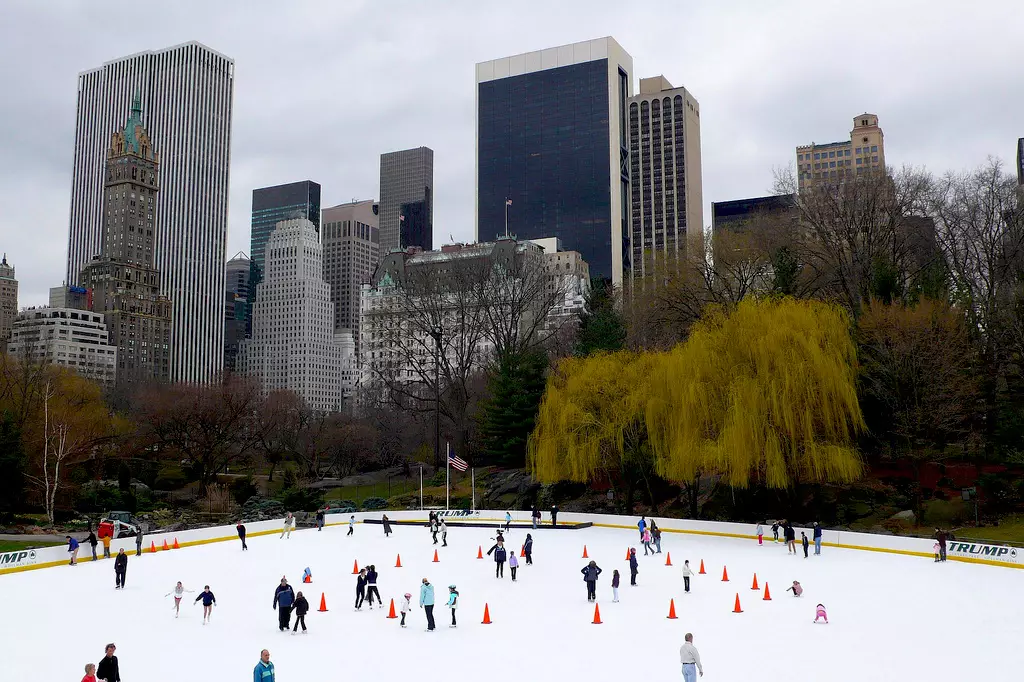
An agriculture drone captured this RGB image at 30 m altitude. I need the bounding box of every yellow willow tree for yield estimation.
[646,297,865,499]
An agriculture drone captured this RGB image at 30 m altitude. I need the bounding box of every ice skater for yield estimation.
[237,521,248,550]
[531,506,541,529]
[682,559,693,593]
[87,528,98,561]
[114,548,128,589]
[446,584,459,627]
[784,521,796,554]
[801,531,809,558]
[509,546,519,581]
[315,508,325,531]
[400,592,412,627]
[430,517,439,544]
[440,518,448,546]
[642,527,655,555]
[505,511,512,533]
[756,521,764,546]
[67,535,80,565]
[550,504,558,526]
[638,515,647,541]
[523,533,534,565]
[273,577,295,631]
[383,514,393,537]
[82,662,98,682]
[194,585,217,624]
[629,547,639,585]
[254,650,274,682]
[420,578,436,631]
[135,528,143,557]
[96,644,119,682]
[355,568,367,610]
[933,541,941,562]
[814,603,828,624]
[348,515,355,536]
[813,522,822,555]
[165,581,193,617]
[934,528,950,562]
[581,560,602,602]
[786,580,803,597]
[488,539,507,578]
[652,522,662,553]
[611,569,620,602]
[679,633,704,681]
[771,520,780,543]
[292,591,309,633]
[280,513,294,539]
[365,565,381,608]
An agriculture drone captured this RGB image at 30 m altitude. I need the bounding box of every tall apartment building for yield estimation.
[80,97,172,385]
[250,181,321,302]
[796,113,885,191]
[67,41,234,383]
[1017,138,1024,187]
[7,308,118,387]
[237,219,352,411]
[627,76,703,278]
[529,237,591,332]
[379,148,433,253]
[476,37,633,284]
[322,200,380,355]
[0,255,17,348]
[224,252,250,373]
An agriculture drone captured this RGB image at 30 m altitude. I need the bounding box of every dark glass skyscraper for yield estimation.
[250,180,321,298]
[476,38,633,283]
[379,147,433,253]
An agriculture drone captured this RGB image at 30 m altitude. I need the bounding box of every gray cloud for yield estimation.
[1,0,1020,306]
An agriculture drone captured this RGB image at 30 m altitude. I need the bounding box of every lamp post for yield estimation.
[429,327,443,469]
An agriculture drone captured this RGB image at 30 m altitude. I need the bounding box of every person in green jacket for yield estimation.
[254,649,274,682]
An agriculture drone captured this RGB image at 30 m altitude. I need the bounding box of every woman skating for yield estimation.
[629,548,639,585]
[355,568,367,610]
[365,565,381,608]
[523,533,533,565]
[581,560,602,602]
[382,514,393,537]
[194,585,216,624]
[446,585,459,627]
[642,527,655,556]
[165,581,193,618]
[682,560,694,593]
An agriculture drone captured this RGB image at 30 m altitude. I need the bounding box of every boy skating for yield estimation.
[195,585,216,623]
[347,515,355,536]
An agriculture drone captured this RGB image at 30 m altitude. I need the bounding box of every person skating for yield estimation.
[165,581,193,617]
[509,546,519,581]
[400,592,412,627]
[430,517,439,544]
[292,591,309,633]
[682,559,693,593]
[441,518,448,547]
[96,644,119,682]
[383,514,393,537]
[237,521,248,550]
[679,633,704,681]
[315,509,325,531]
[933,541,942,562]
[135,527,143,557]
[101,532,112,559]
[652,522,662,553]
[273,577,295,631]
[784,521,796,554]
[531,506,540,529]
[82,662,98,682]
[487,539,507,578]
[355,568,368,610]
[801,531,809,558]
[505,511,512,533]
[642,527,655,556]
[629,547,639,585]
[67,535,80,565]
[638,516,647,541]
[366,565,382,608]
[611,569,620,602]
[813,522,822,555]
[771,520,780,543]
[195,585,217,624]
[550,505,558,526]
[114,548,128,589]
[523,533,534,565]
[419,578,436,631]
[254,650,275,682]
[786,580,803,597]
[446,584,459,627]
[347,515,355,536]
[87,528,98,561]
[756,522,764,546]
[814,603,829,624]
[280,513,294,539]
[934,528,951,562]
[581,560,602,602]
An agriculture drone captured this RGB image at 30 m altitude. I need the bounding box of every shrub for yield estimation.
[230,476,259,505]
[154,465,187,490]
[362,497,388,510]
[276,486,325,512]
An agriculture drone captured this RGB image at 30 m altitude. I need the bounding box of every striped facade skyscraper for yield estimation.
[66,41,234,383]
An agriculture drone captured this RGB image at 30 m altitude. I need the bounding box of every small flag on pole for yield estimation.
[399,214,405,222]
[448,451,468,472]
[505,199,513,206]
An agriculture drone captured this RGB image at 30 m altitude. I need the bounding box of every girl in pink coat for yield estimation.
[814,603,828,624]
[642,528,655,555]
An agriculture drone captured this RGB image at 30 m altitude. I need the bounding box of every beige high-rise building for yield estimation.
[322,200,380,357]
[7,307,118,387]
[0,255,17,349]
[796,113,885,191]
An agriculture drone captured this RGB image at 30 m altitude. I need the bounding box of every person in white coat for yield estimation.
[679,633,704,681]
[280,513,294,539]
[682,560,694,593]
[399,593,412,627]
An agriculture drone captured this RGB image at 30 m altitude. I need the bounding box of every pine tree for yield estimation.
[0,413,26,522]
[574,279,625,356]
[477,350,549,467]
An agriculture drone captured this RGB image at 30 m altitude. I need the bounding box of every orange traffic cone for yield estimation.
[520,545,525,557]
[665,552,673,566]
[481,603,492,624]
[625,548,631,560]
[318,593,328,612]
[432,549,439,563]
[172,538,180,549]
[592,603,602,624]
[477,546,483,559]
[395,554,402,568]
[667,599,677,619]
[387,599,397,619]
[150,541,156,553]
[162,539,169,551]
[763,583,772,601]
[733,593,743,613]
[698,559,706,574]
[751,573,759,590]
[351,560,359,574]
[303,574,311,584]
[721,566,729,582]
[582,545,589,559]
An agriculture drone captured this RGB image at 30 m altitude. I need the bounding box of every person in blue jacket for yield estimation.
[638,516,647,541]
[419,577,436,631]
[629,547,639,585]
[487,540,507,578]
[253,650,275,682]
[67,536,80,565]
[813,522,823,555]
[446,584,459,627]
[273,577,295,631]
[194,585,217,624]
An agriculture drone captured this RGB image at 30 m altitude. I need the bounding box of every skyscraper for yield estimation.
[67,41,234,383]
[1016,138,1024,187]
[627,76,703,278]
[250,180,321,299]
[379,147,433,253]
[237,219,351,411]
[224,251,250,373]
[80,97,172,385]
[322,200,379,355]
[0,255,17,348]
[796,114,885,191]
[476,37,633,284]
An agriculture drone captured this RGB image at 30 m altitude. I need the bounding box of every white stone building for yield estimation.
[7,307,118,387]
[237,219,354,410]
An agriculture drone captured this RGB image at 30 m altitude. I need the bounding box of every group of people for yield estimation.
[761,520,823,558]
[485,529,533,579]
[80,643,120,682]
[428,512,448,546]
[272,576,311,634]
[406,577,460,630]
[67,526,144,566]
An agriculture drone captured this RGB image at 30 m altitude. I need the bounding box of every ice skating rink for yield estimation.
[6,520,1017,681]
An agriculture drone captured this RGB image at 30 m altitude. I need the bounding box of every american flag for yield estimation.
[399,214,405,222]
[505,199,513,206]
[448,451,468,472]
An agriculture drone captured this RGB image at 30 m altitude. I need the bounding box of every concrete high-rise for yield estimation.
[66,41,234,383]
[379,147,433,252]
[322,200,379,355]
[7,307,118,387]
[80,97,172,385]
[627,76,703,278]
[224,252,250,373]
[1017,138,1024,187]
[796,114,885,191]
[0,255,17,349]
[476,37,633,284]
[237,219,352,411]
[250,181,321,298]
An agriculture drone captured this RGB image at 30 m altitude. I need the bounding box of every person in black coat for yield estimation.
[366,565,382,608]
[784,521,796,554]
[114,548,128,589]
[315,509,325,531]
[581,560,602,601]
[273,577,295,630]
[629,547,639,585]
[135,527,143,557]
[487,540,507,578]
[292,591,309,633]
[87,529,98,561]
[382,514,393,537]
[550,505,558,526]
[96,643,120,682]
[236,522,247,550]
[523,533,534,565]
[355,568,367,609]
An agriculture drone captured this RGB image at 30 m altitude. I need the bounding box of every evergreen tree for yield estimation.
[0,412,26,522]
[574,278,626,356]
[477,350,549,467]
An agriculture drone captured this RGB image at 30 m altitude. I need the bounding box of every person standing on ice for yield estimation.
[531,506,540,529]
[430,517,439,544]
[355,568,368,610]
[273,577,295,631]
[652,521,662,553]
[366,565,382,608]
[784,521,796,554]
[638,516,647,541]
[523,533,534,565]
[446,584,459,627]
[813,522,822,555]
[315,508,325,531]
[934,528,951,562]
[195,585,217,624]
[135,527,143,556]
[67,535,80,565]
[166,581,193,617]
[581,560,602,601]
[440,518,448,546]
[114,548,128,588]
[280,513,294,539]
[679,633,704,680]
[383,514,393,537]
[87,528,98,561]
[505,511,512,533]
[292,591,309,633]
[801,531,810,558]
[82,662,98,682]
[682,560,693,593]
[642,527,655,556]
[237,521,248,550]
[814,603,828,624]
[96,644,120,682]
[419,578,436,631]
[550,504,558,526]
[756,522,764,546]
[611,569,620,602]
[254,649,275,682]
[488,539,507,578]
[509,545,519,581]
[629,547,639,585]
[400,592,412,627]
[101,532,112,559]
[771,520,780,543]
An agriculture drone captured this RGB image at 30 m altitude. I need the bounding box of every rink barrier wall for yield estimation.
[2,509,1019,575]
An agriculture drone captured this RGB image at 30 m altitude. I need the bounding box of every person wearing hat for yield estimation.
[419,578,436,631]
[399,592,412,627]
[446,584,460,627]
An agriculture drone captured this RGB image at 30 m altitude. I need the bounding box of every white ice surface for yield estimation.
[5,521,1017,681]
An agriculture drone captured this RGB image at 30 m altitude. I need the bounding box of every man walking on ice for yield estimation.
[679,632,704,680]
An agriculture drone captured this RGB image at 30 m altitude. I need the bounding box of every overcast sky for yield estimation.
[1,0,1020,306]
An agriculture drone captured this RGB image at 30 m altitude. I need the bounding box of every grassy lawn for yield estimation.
[0,539,64,553]
[953,516,1024,545]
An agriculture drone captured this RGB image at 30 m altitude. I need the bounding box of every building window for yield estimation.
[814,153,820,160]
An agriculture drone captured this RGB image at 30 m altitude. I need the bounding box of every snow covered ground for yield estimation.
[6,520,1016,681]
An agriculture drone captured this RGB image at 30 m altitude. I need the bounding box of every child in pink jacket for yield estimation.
[814,603,828,624]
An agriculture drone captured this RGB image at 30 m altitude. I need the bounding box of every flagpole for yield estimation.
[471,468,475,512]
[504,199,509,238]
[445,442,450,511]
[419,465,423,511]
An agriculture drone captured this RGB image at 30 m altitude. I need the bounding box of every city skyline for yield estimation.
[2,1,1021,307]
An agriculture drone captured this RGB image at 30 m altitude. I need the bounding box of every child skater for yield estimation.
[508,547,519,581]
[348,515,355,536]
[786,580,803,597]
[814,603,829,624]
[682,559,694,593]
[194,585,216,624]
[446,584,459,627]
[82,663,98,682]
[165,581,193,618]
[505,511,512,533]
[933,541,941,562]
[756,522,764,546]
[400,592,412,627]
[355,568,367,610]
[611,569,620,602]
[292,591,309,634]
[771,520,780,543]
